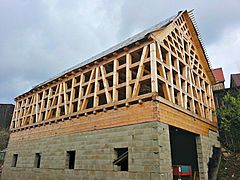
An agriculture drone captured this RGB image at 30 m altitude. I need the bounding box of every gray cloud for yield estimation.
[0,0,240,104]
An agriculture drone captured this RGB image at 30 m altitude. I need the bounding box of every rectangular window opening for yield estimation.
[113,148,128,171]
[66,150,76,169]
[12,154,18,167]
[34,153,41,168]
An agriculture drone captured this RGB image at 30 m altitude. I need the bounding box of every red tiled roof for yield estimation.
[213,68,225,83]
[231,73,240,87]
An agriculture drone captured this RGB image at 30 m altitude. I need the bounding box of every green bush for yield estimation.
[217,89,240,152]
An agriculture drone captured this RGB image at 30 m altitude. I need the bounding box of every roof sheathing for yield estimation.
[231,73,240,87]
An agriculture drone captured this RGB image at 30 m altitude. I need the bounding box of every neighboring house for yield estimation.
[230,73,240,88]
[0,104,14,129]
[2,10,220,180]
[213,71,240,108]
[212,68,225,91]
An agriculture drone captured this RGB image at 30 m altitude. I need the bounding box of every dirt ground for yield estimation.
[217,152,240,179]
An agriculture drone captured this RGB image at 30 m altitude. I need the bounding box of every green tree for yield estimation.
[217,89,240,152]
[0,128,9,150]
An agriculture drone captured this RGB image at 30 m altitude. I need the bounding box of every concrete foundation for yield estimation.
[2,121,173,180]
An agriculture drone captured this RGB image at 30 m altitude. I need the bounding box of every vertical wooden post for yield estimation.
[168,52,175,103]
[176,59,184,108]
[77,74,85,111]
[44,88,52,120]
[35,93,39,122]
[150,43,158,94]
[56,83,62,117]
[126,54,132,99]
[68,78,76,113]
[63,82,68,115]
[93,67,99,108]
[113,59,119,102]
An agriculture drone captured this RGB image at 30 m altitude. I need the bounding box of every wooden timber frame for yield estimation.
[10,10,217,133]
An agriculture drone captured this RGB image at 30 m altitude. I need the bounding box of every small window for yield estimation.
[12,154,18,167]
[34,153,41,168]
[113,148,128,171]
[66,151,75,169]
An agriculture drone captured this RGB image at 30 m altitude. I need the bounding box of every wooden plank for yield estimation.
[188,70,196,113]
[168,52,175,103]
[126,54,132,98]
[56,83,63,117]
[176,59,184,107]
[47,84,60,119]
[29,95,36,124]
[63,82,68,115]
[77,74,85,111]
[35,93,39,122]
[132,46,148,97]
[150,43,158,93]
[22,96,31,125]
[113,59,119,102]
[68,78,76,113]
[100,65,112,103]
[17,100,24,126]
[44,88,52,120]
[38,91,46,122]
[93,67,100,107]
[81,68,95,110]
[194,88,203,117]
[157,42,172,101]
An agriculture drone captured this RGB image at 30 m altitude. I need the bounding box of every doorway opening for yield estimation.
[169,126,199,178]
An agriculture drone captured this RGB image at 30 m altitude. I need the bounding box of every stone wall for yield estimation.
[196,130,220,180]
[2,121,172,180]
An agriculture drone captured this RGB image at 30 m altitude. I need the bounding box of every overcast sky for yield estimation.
[1,0,240,104]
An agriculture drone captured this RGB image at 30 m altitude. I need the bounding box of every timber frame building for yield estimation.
[2,10,220,180]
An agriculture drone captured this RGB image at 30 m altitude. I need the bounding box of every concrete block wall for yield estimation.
[196,130,220,180]
[2,121,173,180]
